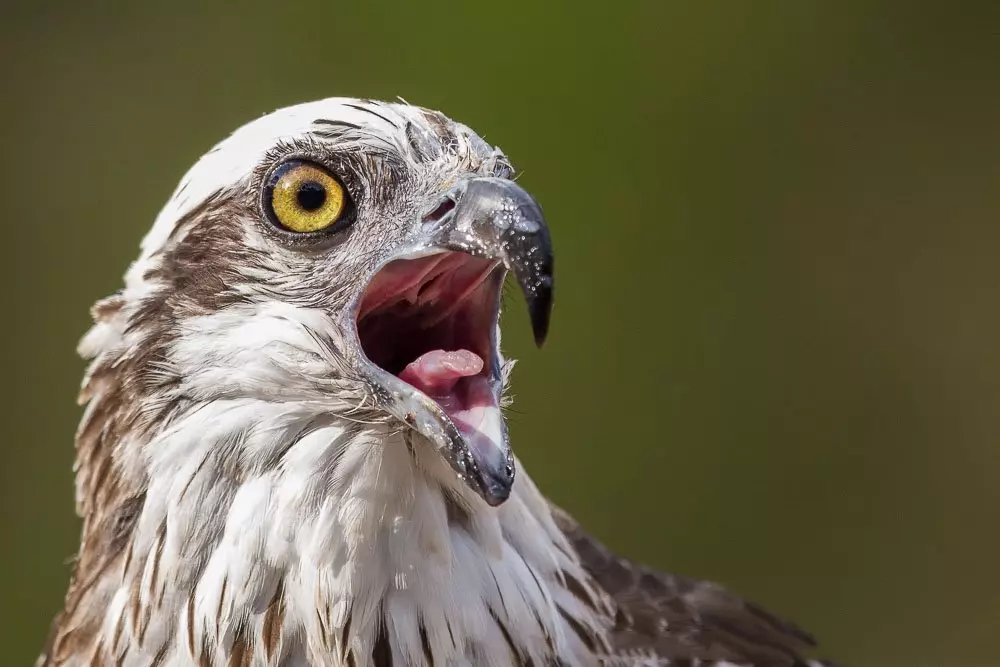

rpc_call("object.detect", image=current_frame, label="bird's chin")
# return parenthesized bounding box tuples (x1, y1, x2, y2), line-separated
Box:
(351, 251, 514, 506)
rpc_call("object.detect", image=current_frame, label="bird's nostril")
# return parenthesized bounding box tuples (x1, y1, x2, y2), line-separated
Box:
(423, 197, 456, 225)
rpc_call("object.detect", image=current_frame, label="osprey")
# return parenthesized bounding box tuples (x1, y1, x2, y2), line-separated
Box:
(40, 98, 829, 667)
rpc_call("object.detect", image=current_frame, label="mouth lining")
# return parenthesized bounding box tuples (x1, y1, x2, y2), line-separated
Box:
(356, 252, 504, 429)
(348, 176, 552, 506)
(357, 252, 501, 375)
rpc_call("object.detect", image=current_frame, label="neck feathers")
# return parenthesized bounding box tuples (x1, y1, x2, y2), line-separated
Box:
(48, 374, 612, 666)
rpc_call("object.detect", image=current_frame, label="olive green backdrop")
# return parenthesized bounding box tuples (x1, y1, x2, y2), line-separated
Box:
(2, 3, 998, 666)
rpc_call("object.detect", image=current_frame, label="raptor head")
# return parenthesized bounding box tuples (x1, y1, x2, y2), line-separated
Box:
(84, 98, 552, 509)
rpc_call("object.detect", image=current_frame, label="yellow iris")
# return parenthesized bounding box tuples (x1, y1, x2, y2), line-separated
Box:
(268, 162, 346, 233)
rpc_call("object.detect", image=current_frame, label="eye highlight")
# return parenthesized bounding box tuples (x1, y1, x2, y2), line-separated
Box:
(264, 160, 348, 233)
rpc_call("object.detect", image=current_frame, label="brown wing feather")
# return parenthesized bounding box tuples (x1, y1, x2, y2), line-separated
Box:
(550, 504, 829, 666)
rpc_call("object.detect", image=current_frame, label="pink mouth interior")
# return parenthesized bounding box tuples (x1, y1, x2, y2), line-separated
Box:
(399, 349, 482, 395)
(357, 253, 503, 450)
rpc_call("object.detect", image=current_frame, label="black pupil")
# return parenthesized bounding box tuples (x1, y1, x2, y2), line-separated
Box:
(296, 181, 327, 212)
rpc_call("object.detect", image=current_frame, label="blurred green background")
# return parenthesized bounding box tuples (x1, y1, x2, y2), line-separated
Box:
(2, 2, 998, 665)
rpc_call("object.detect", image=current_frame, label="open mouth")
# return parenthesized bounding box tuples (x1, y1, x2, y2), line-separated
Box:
(356, 251, 506, 462)
(347, 176, 552, 505)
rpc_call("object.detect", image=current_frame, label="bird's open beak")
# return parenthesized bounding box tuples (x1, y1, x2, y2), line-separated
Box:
(349, 177, 553, 506)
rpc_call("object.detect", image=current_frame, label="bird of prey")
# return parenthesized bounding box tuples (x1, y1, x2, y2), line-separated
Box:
(39, 98, 830, 667)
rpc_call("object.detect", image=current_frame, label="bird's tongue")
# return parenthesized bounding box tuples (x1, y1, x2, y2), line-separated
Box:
(399, 350, 504, 470)
(398, 349, 483, 395)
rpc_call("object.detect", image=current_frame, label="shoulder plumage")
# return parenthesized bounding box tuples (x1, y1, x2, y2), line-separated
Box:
(549, 504, 831, 666)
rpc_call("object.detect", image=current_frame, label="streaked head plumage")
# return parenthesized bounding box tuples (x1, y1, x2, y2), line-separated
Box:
(82, 97, 553, 508)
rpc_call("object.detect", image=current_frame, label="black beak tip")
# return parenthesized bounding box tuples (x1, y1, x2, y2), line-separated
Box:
(527, 283, 553, 348)
(443, 175, 555, 348)
(481, 484, 512, 507)
(475, 460, 515, 507)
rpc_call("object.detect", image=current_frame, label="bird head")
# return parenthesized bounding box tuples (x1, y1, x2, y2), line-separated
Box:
(83, 98, 552, 510)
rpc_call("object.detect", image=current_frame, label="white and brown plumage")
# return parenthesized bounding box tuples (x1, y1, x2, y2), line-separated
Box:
(39, 98, 830, 667)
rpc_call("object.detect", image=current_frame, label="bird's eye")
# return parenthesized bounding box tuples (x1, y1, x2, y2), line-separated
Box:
(264, 160, 348, 233)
